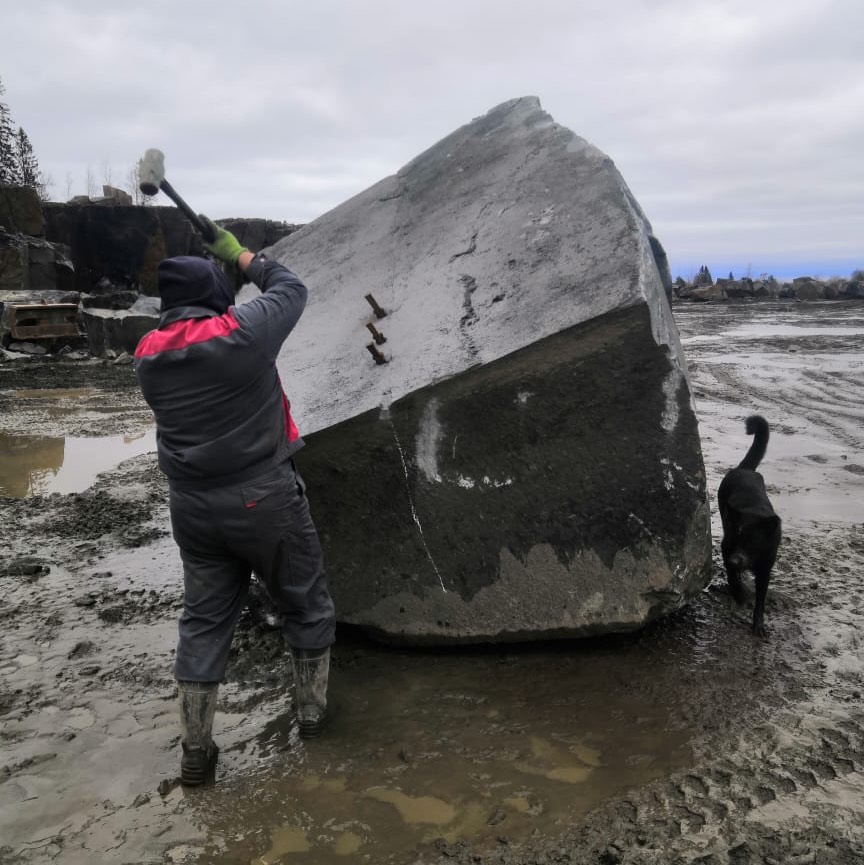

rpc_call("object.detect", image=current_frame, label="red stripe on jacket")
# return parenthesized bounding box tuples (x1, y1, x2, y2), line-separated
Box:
(281, 391, 299, 441)
(135, 311, 300, 444)
(134, 310, 240, 357)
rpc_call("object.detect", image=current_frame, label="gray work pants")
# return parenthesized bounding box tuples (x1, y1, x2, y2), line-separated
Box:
(169, 459, 335, 682)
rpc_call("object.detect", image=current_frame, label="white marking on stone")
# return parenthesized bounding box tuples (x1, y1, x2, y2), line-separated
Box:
(628, 512, 659, 538)
(389, 420, 446, 593)
(580, 592, 605, 616)
(661, 367, 681, 433)
(457, 475, 476, 489)
(415, 398, 443, 483)
(658, 458, 676, 491)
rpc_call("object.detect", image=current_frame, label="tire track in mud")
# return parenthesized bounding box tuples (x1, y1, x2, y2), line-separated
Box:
(697, 358, 864, 451)
(680, 304, 864, 458)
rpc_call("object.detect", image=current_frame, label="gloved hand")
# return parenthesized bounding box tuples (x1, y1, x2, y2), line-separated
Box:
(200, 216, 248, 264)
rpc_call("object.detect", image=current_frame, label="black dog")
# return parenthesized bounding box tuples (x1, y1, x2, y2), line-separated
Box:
(717, 415, 782, 637)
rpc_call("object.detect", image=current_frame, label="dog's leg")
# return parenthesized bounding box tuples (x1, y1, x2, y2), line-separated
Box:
(721, 538, 746, 605)
(752, 563, 771, 638)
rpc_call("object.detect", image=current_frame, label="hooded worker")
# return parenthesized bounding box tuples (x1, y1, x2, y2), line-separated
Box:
(134, 222, 335, 786)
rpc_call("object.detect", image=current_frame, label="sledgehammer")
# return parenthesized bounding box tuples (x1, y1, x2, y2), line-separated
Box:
(137, 148, 216, 242)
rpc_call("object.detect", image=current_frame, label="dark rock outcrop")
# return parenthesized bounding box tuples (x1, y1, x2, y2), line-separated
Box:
(257, 96, 711, 644)
(1, 189, 301, 354)
(0, 185, 45, 236)
(42, 205, 299, 298)
(216, 218, 297, 253)
(0, 228, 79, 346)
(42, 203, 199, 296)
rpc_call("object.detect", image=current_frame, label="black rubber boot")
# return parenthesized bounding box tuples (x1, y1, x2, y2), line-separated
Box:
(178, 681, 219, 786)
(289, 647, 330, 739)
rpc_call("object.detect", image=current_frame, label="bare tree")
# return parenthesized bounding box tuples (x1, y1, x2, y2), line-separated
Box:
(65, 171, 74, 200)
(84, 165, 97, 198)
(124, 161, 150, 205)
(101, 157, 113, 189)
(38, 170, 54, 201)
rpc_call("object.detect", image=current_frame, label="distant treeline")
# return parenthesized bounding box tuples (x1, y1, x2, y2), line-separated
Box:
(673, 266, 864, 302)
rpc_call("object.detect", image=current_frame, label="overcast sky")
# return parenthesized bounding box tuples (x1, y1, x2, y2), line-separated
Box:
(3, 0, 862, 280)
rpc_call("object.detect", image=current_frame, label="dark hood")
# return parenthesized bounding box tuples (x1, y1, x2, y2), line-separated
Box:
(158, 256, 235, 314)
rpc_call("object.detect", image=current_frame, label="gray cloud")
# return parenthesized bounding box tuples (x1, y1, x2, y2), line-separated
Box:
(3, 0, 862, 277)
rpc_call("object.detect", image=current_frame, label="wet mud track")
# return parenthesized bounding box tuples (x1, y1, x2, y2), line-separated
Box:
(1, 300, 863, 864)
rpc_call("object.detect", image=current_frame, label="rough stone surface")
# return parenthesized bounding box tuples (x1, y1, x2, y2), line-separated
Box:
(96, 185, 133, 205)
(82, 308, 158, 356)
(0, 233, 26, 291)
(0, 185, 44, 236)
(0, 230, 74, 294)
(259, 96, 710, 644)
(690, 284, 727, 302)
(43, 203, 197, 295)
(716, 276, 756, 298)
(42, 205, 300, 297)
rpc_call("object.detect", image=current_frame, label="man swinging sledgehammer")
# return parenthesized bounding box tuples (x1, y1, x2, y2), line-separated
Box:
(134, 221, 335, 786)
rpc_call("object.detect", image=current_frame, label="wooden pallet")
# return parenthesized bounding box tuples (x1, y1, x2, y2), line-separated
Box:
(8, 303, 81, 339)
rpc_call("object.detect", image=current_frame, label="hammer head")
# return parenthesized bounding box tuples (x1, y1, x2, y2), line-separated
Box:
(138, 148, 165, 197)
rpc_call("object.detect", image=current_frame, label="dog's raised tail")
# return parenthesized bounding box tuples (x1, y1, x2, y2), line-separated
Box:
(739, 414, 770, 471)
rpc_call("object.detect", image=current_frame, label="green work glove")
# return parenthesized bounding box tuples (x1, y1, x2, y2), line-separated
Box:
(200, 216, 247, 265)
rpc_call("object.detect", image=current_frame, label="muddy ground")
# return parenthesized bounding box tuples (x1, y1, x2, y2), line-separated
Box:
(1, 300, 863, 865)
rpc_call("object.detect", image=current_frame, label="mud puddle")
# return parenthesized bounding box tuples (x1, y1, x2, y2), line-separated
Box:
(190, 624, 717, 863)
(0, 429, 156, 497)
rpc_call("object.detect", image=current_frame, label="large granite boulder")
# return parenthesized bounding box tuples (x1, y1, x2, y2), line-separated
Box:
(260, 96, 711, 644)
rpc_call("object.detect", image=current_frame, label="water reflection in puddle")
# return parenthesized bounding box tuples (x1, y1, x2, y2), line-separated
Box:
(0, 429, 156, 497)
(205, 625, 705, 864)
